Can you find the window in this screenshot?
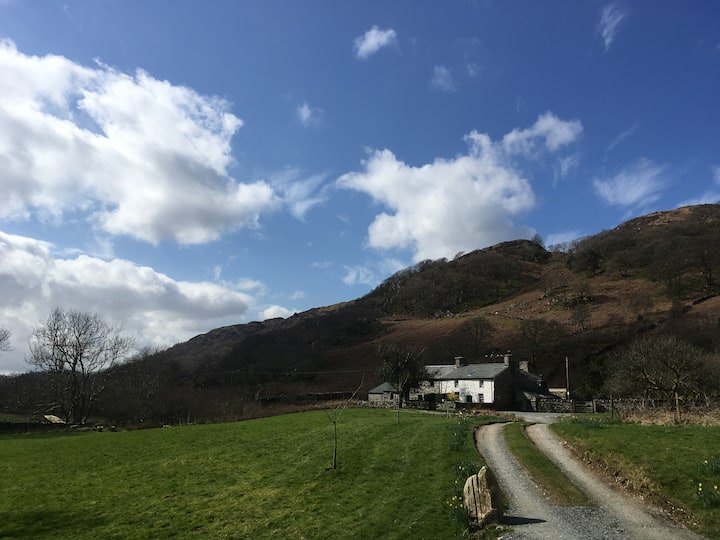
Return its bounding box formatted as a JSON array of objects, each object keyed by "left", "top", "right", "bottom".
[
  {"left": 478, "top": 394, "right": 484, "bottom": 403},
  {"left": 454, "top": 379, "right": 458, "bottom": 387}
]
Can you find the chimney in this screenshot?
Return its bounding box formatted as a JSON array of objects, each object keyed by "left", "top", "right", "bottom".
[
  {"left": 519, "top": 360, "right": 529, "bottom": 372},
  {"left": 454, "top": 356, "right": 465, "bottom": 368},
  {"left": 503, "top": 352, "right": 511, "bottom": 367}
]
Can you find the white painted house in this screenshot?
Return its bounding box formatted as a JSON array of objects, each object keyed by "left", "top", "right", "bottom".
[
  {"left": 414, "top": 354, "right": 549, "bottom": 409},
  {"left": 431, "top": 363, "right": 509, "bottom": 404},
  {"left": 371, "top": 354, "right": 552, "bottom": 410}
]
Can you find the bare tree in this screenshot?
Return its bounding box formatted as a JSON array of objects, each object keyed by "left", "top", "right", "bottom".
[
  {"left": 606, "top": 335, "right": 709, "bottom": 419},
  {"left": 460, "top": 316, "right": 492, "bottom": 357},
  {"left": 27, "top": 308, "right": 134, "bottom": 424},
  {"left": 325, "top": 377, "right": 363, "bottom": 470},
  {"left": 519, "top": 319, "right": 563, "bottom": 367},
  {"left": 0, "top": 327, "right": 10, "bottom": 353},
  {"left": 377, "top": 343, "right": 427, "bottom": 425},
  {"left": 570, "top": 304, "right": 591, "bottom": 332}
]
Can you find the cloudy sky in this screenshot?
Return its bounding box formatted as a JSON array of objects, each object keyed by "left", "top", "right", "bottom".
[{"left": 1, "top": 1, "right": 719, "bottom": 372}]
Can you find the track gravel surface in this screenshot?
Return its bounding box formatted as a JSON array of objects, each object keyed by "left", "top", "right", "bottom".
[{"left": 475, "top": 418, "right": 702, "bottom": 539}]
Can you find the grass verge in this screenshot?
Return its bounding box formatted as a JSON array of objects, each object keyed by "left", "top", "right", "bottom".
[
  {"left": 552, "top": 416, "right": 720, "bottom": 539},
  {"left": 0, "top": 409, "right": 497, "bottom": 539},
  {"left": 503, "top": 422, "right": 590, "bottom": 507}
]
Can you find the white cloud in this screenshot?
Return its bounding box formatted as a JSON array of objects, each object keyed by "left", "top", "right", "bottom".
[
  {"left": 354, "top": 26, "right": 397, "bottom": 59},
  {"left": 593, "top": 158, "right": 666, "bottom": 207},
  {"left": 681, "top": 167, "right": 720, "bottom": 207},
  {"left": 234, "top": 278, "right": 266, "bottom": 292},
  {"left": 556, "top": 153, "right": 581, "bottom": 180},
  {"left": 341, "top": 258, "right": 407, "bottom": 288},
  {"left": 675, "top": 166, "right": 720, "bottom": 206},
  {"left": 296, "top": 101, "right": 323, "bottom": 127},
  {"left": 270, "top": 168, "right": 330, "bottom": 220},
  {"left": 607, "top": 121, "right": 639, "bottom": 152},
  {"left": 260, "top": 305, "right": 296, "bottom": 320},
  {"left": 289, "top": 290, "right": 305, "bottom": 301},
  {"left": 0, "top": 231, "right": 256, "bottom": 373},
  {"left": 342, "top": 265, "right": 378, "bottom": 287},
  {"left": 0, "top": 39, "right": 279, "bottom": 245},
  {"left": 431, "top": 65, "right": 456, "bottom": 92},
  {"left": 502, "top": 112, "right": 583, "bottom": 156},
  {"left": 677, "top": 192, "right": 720, "bottom": 207},
  {"left": 546, "top": 230, "right": 583, "bottom": 249},
  {"left": 338, "top": 113, "right": 583, "bottom": 262},
  {"left": 598, "top": 3, "right": 627, "bottom": 52}
]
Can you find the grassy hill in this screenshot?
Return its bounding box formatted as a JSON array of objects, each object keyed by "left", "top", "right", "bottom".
[
  {"left": 0, "top": 409, "right": 493, "bottom": 539},
  {"left": 2, "top": 204, "right": 719, "bottom": 425},
  {"left": 153, "top": 205, "right": 720, "bottom": 407}
]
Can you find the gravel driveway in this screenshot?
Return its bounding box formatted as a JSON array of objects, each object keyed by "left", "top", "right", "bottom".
[{"left": 474, "top": 419, "right": 703, "bottom": 539}]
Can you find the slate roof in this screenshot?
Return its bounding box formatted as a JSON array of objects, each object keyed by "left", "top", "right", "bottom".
[
  {"left": 518, "top": 369, "right": 543, "bottom": 386},
  {"left": 368, "top": 382, "right": 399, "bottom": 394},
  {"left": 432, "top": 363, "right": 508, "bottom": 381},
  {"left": 424, "top": 365, "right": 457, "bottom": 379}
]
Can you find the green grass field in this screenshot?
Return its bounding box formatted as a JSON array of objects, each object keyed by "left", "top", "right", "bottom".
[
  {"left": 0, "top": 409, "right": 493, "bottom": 539},
  {"left": 552, "top": 417, "right": 720, "bottom": 539}
]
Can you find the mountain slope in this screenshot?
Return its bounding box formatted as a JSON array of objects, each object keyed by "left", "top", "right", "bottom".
[{"left": 164, "top": 204, "right": 720, "bottom": 400}]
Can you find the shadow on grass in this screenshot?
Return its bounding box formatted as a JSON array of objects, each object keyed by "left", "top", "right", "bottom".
[{"left": 0, "top": 510, "right": 107, "bottom": 538}]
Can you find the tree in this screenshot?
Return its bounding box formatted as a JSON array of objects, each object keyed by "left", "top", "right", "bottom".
[
  {"left": 97, "top": 347, "right": 166, "bottom": 423},
  {"left": 325, "top": 378, "right": 363, "bottom": 470},
  {"left": 376, "top": 344, "right": 427, "bottom": 424},
  {"left": 27, "top": 308, "right": 134, "bottom": 424},
  {"left": 0, "top": 327, "right": 10, "bottom": 353},
  {"left": 519, "top": 319, "right": 563, "bottom": 367},
  {"left": 570, "top": 304, "right": 591, "bottom": 332},
  {"left": 459, "top": 316, "right": 492, "bottom": 357},
  {"left": 530, "top": 233, "right": 545, "bottom": 249},
  {"left": 605, "top": 335, "right": 709, "bottom": 418}
]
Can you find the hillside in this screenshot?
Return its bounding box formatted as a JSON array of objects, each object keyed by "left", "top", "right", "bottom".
[
  {"left": 4, "top": 205, "right": 717, "bottom": 424},
  {"left": 159, "top": 204, "right": 720, "bottom": 403}
]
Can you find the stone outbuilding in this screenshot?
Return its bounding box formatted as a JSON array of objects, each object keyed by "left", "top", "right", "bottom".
[{"left": 367, "top": 382, "right": 400, "bottom": 405}]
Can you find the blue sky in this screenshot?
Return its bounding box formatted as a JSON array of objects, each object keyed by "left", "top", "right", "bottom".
[{"left": 1, "top": 1, "right": 719, "bottom": 372}]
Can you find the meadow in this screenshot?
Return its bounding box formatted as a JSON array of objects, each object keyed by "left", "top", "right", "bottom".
[
  {"left": 552, "top": 417, "right": 720, "bottom": 539},
  {"left": 0, "top": 409, "right": 493, "bottom": 539}
]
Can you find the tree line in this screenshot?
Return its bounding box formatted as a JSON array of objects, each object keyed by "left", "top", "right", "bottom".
[{"left": 2, "top": 299, "right": 719, "bottom": 426}]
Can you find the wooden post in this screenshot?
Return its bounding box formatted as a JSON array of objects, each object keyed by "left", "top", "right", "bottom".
[{"left": 565, "top": 356, "right": 570, "bottom": 401}]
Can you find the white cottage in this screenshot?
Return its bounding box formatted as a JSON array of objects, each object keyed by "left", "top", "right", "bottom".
[
  {"left": 416, "top": 354, "right": 548, "bottom": 409},
  {"left": 432, "top": 363, "right": 509, "bottom": 405}
]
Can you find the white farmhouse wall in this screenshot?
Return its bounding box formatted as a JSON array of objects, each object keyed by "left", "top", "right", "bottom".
[{"left": 437, "top": 379, "right": 495, "bottom": 404}]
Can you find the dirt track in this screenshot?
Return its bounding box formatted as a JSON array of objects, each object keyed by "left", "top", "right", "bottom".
[{"left": 474, "top": 419, "right": 702, "bottom": 539}]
